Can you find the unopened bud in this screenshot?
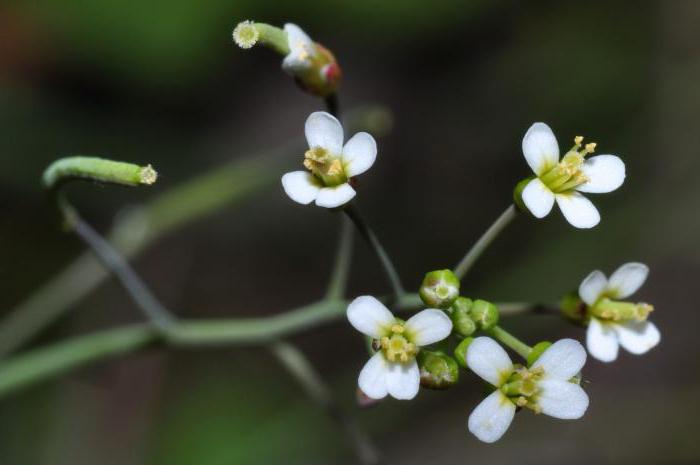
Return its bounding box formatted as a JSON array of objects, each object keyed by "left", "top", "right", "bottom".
[
  {"left": 450, "top": 297, "right": 476, "bottom": 337},
  {"left": 469, "top": 299, "right": 499, "bottom": 330},
  {"left": 418, "top": 351, "right": 459, "bottom": 390},
  {"left": 419, "top": 269, "right": 460, "bottom": 309}
]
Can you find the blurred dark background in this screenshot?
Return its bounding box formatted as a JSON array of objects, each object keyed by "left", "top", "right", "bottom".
[{"left": 1, "top": 0, "right": 699, "bottom": 463}]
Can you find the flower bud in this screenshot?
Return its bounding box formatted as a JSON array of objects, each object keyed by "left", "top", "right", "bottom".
[
  {"left": 469, "top": 299, "right": 499, "bottom": 330},
  {"left": 419, "top": 269, "right": 460, "bottom": 309},
  {"left": 418, "top": 351, "right": 459, "bottom": 390},
  {"left": 560, "top": 291, "right": 586, "bottom": 323},
  {"left": 526, "top": 341, "right": 552, "bottom": 367},
  {"left": 450, "top": 297, "right": 476, "bottom": 337},
  {"left": 453, "top": 337, "right": 474, "bottom": 369}
]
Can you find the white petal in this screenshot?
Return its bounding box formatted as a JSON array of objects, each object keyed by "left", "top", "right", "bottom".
[
  {"left": 614, "top": 320, "right": 660, "bottom": 355},
  {"left": 522, "top": 122, "right": 560, "bottom": 176},
  {"left": 315, "top": 184, "right": 356, "bottom": 208},
  {"left": 281, "top": 23, "right": 315, "bottom": 71},
  {"left": 281, "top": 171, "right": 320, "bottom": 205},
  {"left": 405, "top": 309, "right": 452, "bottom": 346},
  {"left": 532, "top": 338, "right": 587, "bottom": 380},
  {"left": 468, "top": 390, "right": 516, "bottom": 443},
  {"left": 386, "top": 360, "right": 420, "bottom": 400},
  {"left": 466, "top": 337, "right": 513, "bottom": 387},
  {"left": 305, "top": 111, "right": 344, "bottom": 155},
  {"left": 577, "top": 155, "right": 626, "bottom": 193},
  {"left": 607, "top": 262, "right": 649, "bottom": 299},
  {"left": 536, "top": 379, "right": 589, "bottom": 419},
  {"left": 347, "top": 296, "right": 395, "bottom": 338},
  {"left": 555, "top": 192, "right": 600, "bottom": 229},
  {"left": 586, "top": 318, "right": 620, "bottom": 362},
  {"left": 342, "top": 132, "right": 377, "bottom": 177},
  {"left": 358, "top": 352, "right": 389, "bottom": 400},
  {"left": 578, "top": 270, "right": 608, "bottom": 306},
  {"left": 521, "top": 178, "right": 555, "bottom": 218}
]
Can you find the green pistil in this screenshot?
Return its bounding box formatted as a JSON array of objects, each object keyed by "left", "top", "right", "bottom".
[
  {"left": 539, "top": 138, "right": 596, "bottom": 193},
  {"left": 500, "top": 365, "right": 544, "bottom": 413},
  {"left": 590, "top": 297, "right": 654, "bottom": 322}
]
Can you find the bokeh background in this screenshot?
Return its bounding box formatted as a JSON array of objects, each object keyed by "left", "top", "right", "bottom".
[{"left": 1, "top": 0, "right": 699, "bottom": 463}]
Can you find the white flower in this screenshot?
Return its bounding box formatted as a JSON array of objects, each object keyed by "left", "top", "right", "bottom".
[
  {"left": 346, "top": 296, "right": 452, "bottom": 400},
  {"left": 579, "top": 262, "right": 660, "bottom": 362},
  {"left": 282, "top": 112, "right": 377, "bottom": 208},
  {"left": 520, "top": 122, "right": 625, "bottom": 228},
  {"left": 466, "top": 337, "right": 589, "bottom": 443}
]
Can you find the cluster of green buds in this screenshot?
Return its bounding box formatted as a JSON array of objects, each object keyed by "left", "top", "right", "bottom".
[{"left": 233, "top": 21, "right": 341, "bottom": 97}]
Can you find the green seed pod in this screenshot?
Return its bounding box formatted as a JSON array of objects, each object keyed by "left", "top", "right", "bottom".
[
  {"left": 469, "top": 299, "right": 499, "bottom": 330},
  {"left": 418, "top": 351, "right": 459, "bottom": 390},
  {"left": 526, "top": 341, "right": 552, "bottom": 367},
  {"left": 513, "top": 176, "right": 534, "bottom": 213},
  {"left": 419, "top": 269, "right": 460, "bottom": 309},
  {"left": 453, "top": 337, "right": 475, "bottom": 369},
  {"left": 450, "top": 297, "right": 476, "bottom": 337}
]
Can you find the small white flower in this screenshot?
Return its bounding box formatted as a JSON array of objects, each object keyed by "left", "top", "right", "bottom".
[
  {"left": 520, "top": 123, "right": 625, "bottom": 228},
  {"left": 281, "top": 23, "right": 316, "bottom": 73},
  {"left": 466, "top": 337, "right": 589, "bottom": 443},
  {"left": 579, "top": 262, "right": 660, "bottom": 362},
  {"left": 346, "top": 296, "right": 452, "bottom": 400},
  {"left": 282, "top": 111, "right": 377, "bottom": 208}
]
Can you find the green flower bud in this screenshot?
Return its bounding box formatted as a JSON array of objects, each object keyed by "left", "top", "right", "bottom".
[
  {"left": 513, "top": 176, "right": 534, "bottom": 213},
  {"left": 418, "top": 351, "right": 459, "bottom": 390},
  {"left": 419, "top": 269, "right": 460, "bottom": 309},
  {"left": 469, "top": 299, "right": 499, "bottom": 330},
  {"left": 453, "top": 337, "right": 475, "bottom": 369},
  {"left": 450, "top": 297, "right": 476, "bottom": 337},
  {"left": 526, "top": 341, "right": 552, "bottom": 367},
  {"left": 560, "top": 291, "right": 586, "bottom": 323}
]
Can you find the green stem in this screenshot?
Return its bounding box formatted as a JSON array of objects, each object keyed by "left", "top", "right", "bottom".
[
  {"left": 488, "top": 325, "right": 532, "bottom": 360},
  {"left": 453, "top": 204, "right": 518, "bottom": 280},
  {"left": 270, "top": 342, "right": 382, "bottom": 465},
  {"left": 343, "top": 204, "right": 404, "bottom": 301},
  {"left": 0, "top": 107, "right": 389, "bottom": 359},
  {"left": 325, "top": 216, "right": 354, "bottom": 300},
  {"left": 0, "top": 298, "right": 535, "bottom": 399},
  {"left": 43, "top": 156, "right": 157, "bottom": 189},
  {"left": 58, "top": 197, "right": 176, "bottom": 331}
]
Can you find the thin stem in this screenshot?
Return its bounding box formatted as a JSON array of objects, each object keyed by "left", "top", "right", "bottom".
[
  {"left": 453, "top": 204, "right": 518, "bottom": 280},
  {"left": 325, "top": 93, "right": 340, "bottom": 117},
  {"left": 343, "top": 204, "right": 404, "bottom": 301},
  {"left": 0, "top": 106, "right": 389, "bottom": 358},
  {"left": 488, "top": 325, "right": 532, "bottom": 360},
  {"left": 0, "top": 297, "right": 530, "bottom": 398},
  {"left": 58, "top": 197, "right": 175, "bottom": 331},
  {"left": 270, "top": 342, "right": 382, "bottom": 465},
  {"left": 326, "top": 216, "right": 354, "bottom": 300}
]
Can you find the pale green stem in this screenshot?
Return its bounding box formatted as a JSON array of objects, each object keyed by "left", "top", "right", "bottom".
[
  {"left": 0, "top": 299, "right": 535, "bottom": 398},
  {"left": 252, "top": 22, "right": 290, "bottom": 55},
  {"left": 325, "top": 216, "right": 354, "bottom": 300},
  {"left": 0, "top": 107, "right": 388, "bottom": 358},
  {"left": 270, "top": 342, "right": 382, "bottom": 465},
  {"left": 453, "top": 204, "right": 518, "bottom": 280},
  {"left": 343, "top": 204, "right": 405, "bottom": 301},
  {"left": 488, "top": 325, "right": 532, "bottom": 360},
  {"left": 57, "top": 197, "right": 176, "bottom": 331}
]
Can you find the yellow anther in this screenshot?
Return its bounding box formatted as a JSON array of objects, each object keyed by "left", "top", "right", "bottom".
[
  {"left": 380, "top": 336, "right": 390, "bottom": 349},
  {"left": 400, "top": 353, "right": 408, "bottom": 363},
  {"left": 391, "top": 324, "right": 405, "bottom": 334},
  {"left": 516, "top": 396, "right": 528, "bottom": 407},
  {"left": 574, "top": 136, "right": 584, "bottom": 146},
  {"left": 584, "top": 142, "right": 597, "bottom": 153},
  {"left": 636, "top": 303, "right": 654, "bottom": 320}
]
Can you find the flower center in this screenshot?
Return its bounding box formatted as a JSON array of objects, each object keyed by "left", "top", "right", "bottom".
[
  {"left": 500, "top": 365, "right": 545, "bottom": 413},
  {"left": 379, "top": 323, "right": 418, "bottom": 363},
  {"left": 303, "top": 147, "right": 347, "bottom": 186},
  {"left": 590, "top": 297, "right": 654, "bottom": 322},
  {"left": 539, "top": 136, "right": 596, "bottom": 193}
]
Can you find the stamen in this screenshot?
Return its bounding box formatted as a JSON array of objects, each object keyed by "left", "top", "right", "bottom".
[
  {"left": 584, "top": 142, "right": 597, "bottom": 154},
  {"left": 574, "top": 135, "right": 584, "bottom": 146}
]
